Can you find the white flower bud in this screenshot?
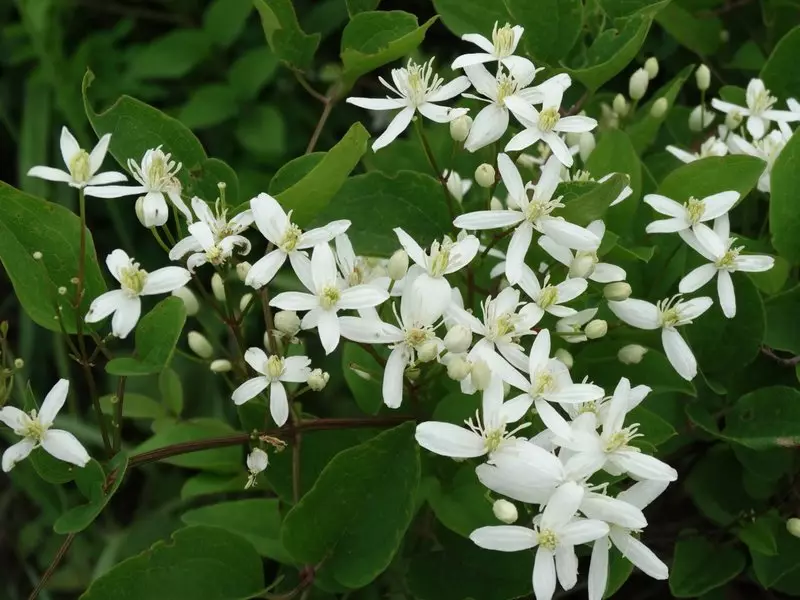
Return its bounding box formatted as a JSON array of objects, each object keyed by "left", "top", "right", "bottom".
[
  {"left": 578, "top": 132, "right": 596, "bottom": 163},
  {"left": 585, "top": 319, "right": 608, "bottom": 340},
  {"left": 245, "top": 447, "right": 269, "bottom": 489},
  {"left": 604, "top": 281, "right": 632, "bottom": 301},
  {"left": 569, "top": 254, "right": 596, "bottom": 279},
  {"left": 629, "top": 68, "right": 649, "bottom": 101},
  {"left": 134, "top": 196, "right": 148, "bottom": 227},
  {"left": 725, "top": 110, "right": 744, "bottom": 130},
  {"left": 475, "top": 163, "right": 496, "bottom": 188},
  {"left": 417, "top": 340, "right": 440, "bottom": 363},
  {"left": 239, "top": 293, "right": 253, "bottom": 312},
  {"left": 58, "top": 286, "right": 67, "bottom": 295},
  {"left": 188, "top": 331, "right": 213, "bottom": 358},
  {"left": 618, "top": 344, "right": 648, "bottom": 365},
  {"left": 689, "top": 105, "right": 714, "bottom": 132},
  {"left": 695, "top": 65, "right": 711, "bottom": 91},
  {"left": 471, "top": 359, "right": 491, "bottom": 391},
  {"left": 493, "top": 499, "right": 518, "bottom": 524},
  {"left": 644, "top": 57, "right": 659, "bottom": 79},
  {"left": 444, "top": 325, "right": 472, "bottom": 354},
  {"left": 446, "top": 355, "right": 472, "bottom": 381},
  {"left": 172, "top": 286, "right": 200, "bottom": 316},
  {"left": 450, "top": 114, "right": 473, "bottom": 142},
  {"left": 13, "top": 358, "right": 24, "bottom": 369},
  {"left": 211, "top": 273, "right": 226, "bottom": 302},
  {"left": 210, "top": 358, "right": 232, "bottom": 373},
  {"left": 612, "top": 93, "right": 629, "bottom": 117},
  {"left": 787, "top": 518, "right": 800, "bottom": 538},
  {"left": 554, "top": 348, "right": 573, "bottom": 370},
  {"left": 650, "top": 98, "right": 668, "bottom": 118},
  {"left": 307, "top": 368, "right": 330, "bottom": 391},
  {"left": 274, "top": 310, "right": 301, "bottom": 336},
  {"left": 236, "top": 261, "right": 251, "bottom": 282},
  {"left": 388, "top": 249, "right": 409, "bottom": 280},
  {"left": 32, "top": 251, "right": 43, "bottom": 260},
  {"left": 490, "top": 196, "right": 503, "bottom": 211}
]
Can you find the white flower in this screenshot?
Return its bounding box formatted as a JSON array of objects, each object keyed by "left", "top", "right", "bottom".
[
  {"left": 443, "top": 170, "right": 473, "bottom": 203},
  {"left": 245, "top": 448, "right": 269, "bottom": 489},
  {"left": 679, "top": 216, "right": 774, "bottom": 318},
  {"left": 470, "top": 482, "right": 609, "bottom": 600},
  {"left": 666, "top": 136, "right": 728, "bottom": 164},
  {"left": 0, "top": 379, "right": 90, "bottom": 472},
  {"left": 556, "top": 308, "right": 599, "bottom": 344},
  {"left": 643, "top": 190, "right": 739, "bottom": 235},
  {"left": 269, "top": 243, "right": 389, "bottom": 354},
  {"left": 86, "top": 249, "right": 191, "bottom": 339},
  {"left": 728, "top": 125, "right": 792, "bottom": 193},
  {"left": 454, "top": 154, "right": 599, "bottom": 284},
  {"left": 231, "top": 347, "right": 311, "bottom": 426},
  {"left": 608, "top": 295, "right": 711, "bottom": 380},
  {"left": 245, "top": 193, "right": 350, "bottom": 289},
  {"left": 538, "top": 221, "right": 626, "bottom": 284},
  {"left": 451, "top": 22, "right": 534, "bottom": 75},
  {"left": 346, "top": 58, "right": 470, "bottom": 151},
  {"left": 334, "top": 234, "right": 391, "bottom": 291},
  {"left": 85, "top": 146, "right": 192, "bottom": 227},
  {"left": 711, "top": 78, "right": 800, "bottom": 139},
  {"left": 28, "top": 127, "right": 126, "bottom": 190},
  {"left": 518, "top": 272, "right": 588, "bottom": 326}
]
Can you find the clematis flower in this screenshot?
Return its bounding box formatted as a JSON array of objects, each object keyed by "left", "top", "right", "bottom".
[
  {"left": 245, "top": 448, "right": 269, "bottom": 489},
  {"left": 346, "top": 58, "right": 470, "bottom": 151},
  {"left": 643, "top": 190, "right": 739, "bottom": 236},
  {"left": 727, "top": 125, "right": 792, "bottom": 193},
  {"left": 86, "top": 249, "right": 191, "bottom": 339},
  {"left": 539, "top": 221, "right": 626, "bottom": 283},
  {"left": 451, "top": 22, "right": 534, "bottom": 76},
  {"left": 85, "top": 146, "right": 192, "bottom": 227},
  {"left": 231, "top": 347, "right": 311, "bottom": 426},
  {"left": 666, "top": 136, "right": 728, "bottom": 164},
  {"left": 334, "top": 234, "right": 391, "bottom": 291},
  {"left": 518, "top": 272, "right": 589, "bottom": 326},
  {"left": 711, "top": 78, "right": 800, "bottom": 139},
  {"left": 0, "top": 379, "right": 90, "bottom": 472},
  {"left": 28, "top": 127, "right": 127, "bottom": 190},
  {"left": 443, "top": 169, "right": 473, "bottom": 203}
]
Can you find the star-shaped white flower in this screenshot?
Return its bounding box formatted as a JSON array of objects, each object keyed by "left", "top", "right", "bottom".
[
  {"left": 666, "top": 136, "right": 728, "bottom": 164},
  {"left": 643, "top": 190, "right": 739, "bottom": 235},
  {"left": 518, "top": 271, "right": 588, "bottom": 326},
  {"left": 539, "top": 221, "right": 626, "bottom": 283},
  {"left": 443, "top": 169, "right": 473, "bottom": 204},
  {"left": 711, "top": 78, "right": 800, "bottom": 139},
  {"left": 451, "top": 22, "right": 534, "bottom": 75},
  {"left": 728, "top": 125, "right": 792, "bottom": 193}
]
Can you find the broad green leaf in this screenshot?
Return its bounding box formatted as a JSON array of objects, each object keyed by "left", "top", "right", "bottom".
[
  {"left": 181, "top": 472, "right": 247, "bottom": 500},
  {"left": 254, "top": 0, "right": 321, "bottom": 71},
  {"left": 749, "top": 253, "right": 790, "bottom": 294},
  {"left": 669, "top": 536, "right": 746, "bottom": 597},
  {"left": 0, "top": 182, "right": 105, "bottom": 333},
  {"left": 159, "top": 367, "right": 184, "bottom": 416},
  {"left": 342, "top": 342, "right": 384, "bottom": 415},
  {"left": 597, "top": 0, "right": 671, "bottom": 18},
  {"left": 738, "top": 514, "right": 780, "bottom": 556},
  {"left": 655, "top": 3, "right": 722, "bottom": 57},
  {"left": 275, "top": 122, "right": 370, "bottom": 226},
  {"left": 503, "top": 0, "right": 582, "bottom": 64},
  {"left": 347, "top": 0, "right": 381, "bottom": 16},
  {"left": 560, "top": 173, "right": 628, "bottom": 226},
  {"left": 686, "top": 446, "right": 755, "bottom": 526},
  {"left": 565, "top": 15, "right": 652, "bottom": 92},
  {"left": 54, "top": 453, "right": 128, "bottom": 534},
  {"left": 227, "top": 47, "right": 279, "bottom": 101},
  {"left": 235, "top": 104, "right": 286, "bottom": 157},
  {"left": 432, "top": 0, "right": 513, "bottom": 38},
  {"left": 339, "top": 11, "right": 436, "bottom": 91},
  {"left": 724, "top": 386, "right": 800, "bottom": 449},
  {"left": 432, "top": 391, "right": 481, "bottom": 424},
  {"left": 313, "top": 170, "right": 451, "bottom": 256},
  {"left": 182, "top": 499, "right": 294, "bottom": 563},
  {"left": 30, "top": 447, "right": 82, "bottom": 484},
  {"left": 203, "top": 0, "right": 252, "bottom": 48},
  {"left": 268, "top": 153, "right": 325, "bottom": 195},
  {"left": 769, "top": 129, "right": 800, "bottom": 262},
  {"left": 752, "top": 521, "right": 800, "bottom": 587},
  {"left": 761, "top": 25, "right": 800, "bottom": 99},
  {"left": 764, "top": 284, "right": 800, "bottom": 353},
  {"left": 426, "top": 466, "right": 494, "bottom": 537},
  {"left": 106, "top": 297, "right": 187, "bottom": 376},
  {"left": 604, "top": 547, "right": 636, "bottom": 598},
  {"left": 100, "top": 393, "right": 166, "bottom": 420},
  {"left": 629, "top": 405, "right": 676, "bottom": 446},
  {"left": 728, "top": 40, "right": 767, "bottom": 71},
  {"left": 128, "top": 30, "right": 212, "bottom": 80},
  {"left": 80, "top": 526, "right": 265, "bottom": 600},
  {"left": 657, "top": 155, "right": 766, "bottom": 202},
  {"left": 281, "top": 423, "right": 420, "bottom": 588},
  {"left": 179, "top": 84, "right": 240, "bottom": 130}
]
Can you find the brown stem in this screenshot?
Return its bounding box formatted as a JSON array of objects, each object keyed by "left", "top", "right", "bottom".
[
  {"left": 307, "top": 99, "right": 334, "bottom": 154},
  {"left": 761, "top": 346, "right": 800, "bottom": 367},
  {"left": 28, "top": 533, "right": 76, "bottom": 600}
]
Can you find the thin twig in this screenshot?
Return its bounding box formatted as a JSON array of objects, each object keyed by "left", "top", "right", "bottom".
[
  {"left": 28, "top": 533, "right": 75, "bottom": 600},
  {"left": 761, "top": 346, "right": 800, "bottom": 367},
  {"left": 307, "top": 99, "right": 334, "bottom": 154},
  {"left": 293, "top": 71, "right": 327, "bottom": 103}
]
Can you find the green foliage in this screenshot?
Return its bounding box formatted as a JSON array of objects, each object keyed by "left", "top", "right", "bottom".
[
  {"left": 655, "top": 3, "right": 723, "bottom": 57},
  {"left": 657, "top": 155, "right": 766, "bottom": 201},
  {"left": 504, "top": 0, "right": 582, "bottom": 64},
  {"left": 769, "top": 123, "right": 800, "bottom": 262},
  {"left": 761, "top": 25, "right": 800, "bottom": 99},
  {"left": 561, "top": 173, "right": 628, "bottom": 226},
  {"left": 669, "top": 536, "right": 746, "bottom": 597},
  {"left": 724, "top": 386, "right": 800, "bottom": 449},
  {"left": 133, "top": 419, "right": 242, "bottom": 473},
  {"left": 254, "top": 0, "right": 320, "bottom": 72}
]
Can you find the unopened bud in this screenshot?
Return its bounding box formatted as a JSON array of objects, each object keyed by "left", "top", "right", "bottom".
[
  {"left": 787, "top": 518, "right": 800, "bottom": 538},
  {"left": 490, "top": 197, "right": 503, "bottom": 211},
  {"left": 134, "top": 197, "right": 147, "bottom": 227},
  {"left": 236, "top": 261, "right": 251, "bottom": 282},
  {"left": 493, "top": 499, "right": 518, "bottom": 524},
  {"left": 689, "top": 105, "right": 714, "bottom": 132},
  {"left": 644, "top": 57, "right": 659, "bottom": 80},
  {"left": 475, "top": 163, "right": 496, "bottom": 188},
  {"left": 585, "top": 319, "right": 608, "bottom": 340},
  {"left": 578, "top": 132, "right": 596, "bottom": 163},
  {"left": 188, "top": 331, "right": 213, "bottom": 358},
  {"left": 388, "top": 249, "right": 409, "bottom": 280},
  {"left": 275, "top": 310, "right": 300, "bottom": 336},
  {"left": 307, "top": 368, "right": 330, "bottom": 391},
  {"left": 569, "top": 254, "right": 596, "bottom": 279},
  {"left": 604, "top": 282, "right": 632, "bottom": 301},
  {"left": 629, "top": 68, "right": 649, "bottom": 101},
  {"left": 471, "top": 359, "right": 491, "bottom": 391},
  {"left": 618, "top": 344, "right": 648, "bottom": 365},
  {"left": 13, "top": 358, "right": 24, "bottom": 369},
  {"left": 447, "top": 355, "right": 472, "bottom": 381},
  {"left": 210, "top": 358, "right": 232, "bottom": 373},
  {"left": 696, "top": 65, "right": 711, "bottom": 91},
  {"left": 725, "top": 111, "right": 743, "bottom": 130},
  {"left": 417, "top": 340, "right": 440, "bottom": 363},
  {"left": 239, "top": 293, "right": 253, "bottom": 312},
  {"left": 650, "top": 97, "right": 668, "bottom": 118},
  {"left": 554, "top": 348, "right": 573, "bottom": 369},
  {"left": 58, "top": 286, "right": 67, "bottom": 295},
  {"left": 172, "top": 286, "right": 199, "bottom": 316},
  {"left": 444, "top": 325, "right": 472, "bottom": 354},
  {"left": 450, "top": 114, "right": 473, "bottom": 142},
  {"left": 211, "top": 273, "right": 226, "bottom": 302},
  {"left": 32, "top": 251, "right": 43, "bottom": 260},
  {"left": 564, "top": 131, "right": 583, "bottom": 148},
  {"left": 612, "top": 93, "right": 629, "bottom": 117}
]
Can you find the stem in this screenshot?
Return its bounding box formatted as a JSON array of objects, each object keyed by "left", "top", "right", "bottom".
[
  {"left": 75, "top": 190, "right": 88, "bottom": 309},
  {"left": 28, "top": 533, "right": 76, "bottom": 600},
  {"left": 150, "top": 227, "right": 172, "bottom": 254},
  {"left": 307, "top": 98, "right": 334, "bottom": 154},
  {"left": 293, "top": 71, "right": 327, "bottom": 103},
  {"left": 290, "top": 408, "right": 302, "bottom": 503},
  {"left": 479, "top": 228, "right": 513, "bottom": 261},
  {"left": 415, "top": 119, "right": 456, "bottom": 220}
]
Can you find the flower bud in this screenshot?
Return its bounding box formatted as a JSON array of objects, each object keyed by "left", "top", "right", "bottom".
[
  {"left": 307, "top": 368, "right": 330, "bottom": 391},
  {"left": 725, "top": 111, "right": 743, "bottom": 130},
  {"left": 236, "top": 261, "right": 251, "bottom": 282},
  {"left": 578, "top": 132, "right": 596, "bottom": 163},
  {"left": 569, "top": 253, "right": 596, "bottom": 279},
  {"left": 618, "top": 344, "right": 648, "bottom": 365},
  {"left": 787, "top": 518, "right": 800, "bottom": 538},
  {"left": 471, "top": 359, "right": 491, "bottom": 391},
  {"left": 644, "top": 57, "right": 659, "bottom": 79},
  {"left": 13, "top": 358, "right": 24, "bottom": 369},
  {"left": 629, "top": 68, "right": 649, "bottom": 101},
  {"left": 210, "top": 358, "right": 232, "bottom": 373},
  {"left": 695, "top": 64, "right": 711, "bottom": 91},
  {"left": 245, "top": 447, "right": 269, "bottom": 489},
  {"left": 58, "top": 286, "right": 67, "bottom": 295},
  {"left": 239, "top": 293, "right": 253, "bottom": 312},
  {"left": 650, "top": 97, "right": 668, "bottom": 118},
  {"left": 585, "top": 319, "right": 608, "bottom": 340},
  {"left": 444, "top": 325, "right": 472, "bottom": 354},
  {"left": 417, "top": 340, "right": 440, "bottom": 363},
  {"left": 564, "top": 131, "right": 582, "bottom": 148},
  {"left": 134, "top": 196, "right": 148, "bottom": 227},
  {"left": 493, "top": 499, "right": 518, "bottom": 524},
  {"left": 689, "top": 105, "right": 714, "bottom": 132},
  {"left": 388, "top": 249, "right": 409, "bottom": 280},
  {"left": 450, "top": 114, "right": 473, "bottom": 142},
  {"left": 554, "top": 348, "right": 573, "bottom": 370},
  {"left": 211, "top": 273, "right": 226, "bottom": 302},
  {"left": 172, "top": 286, "right": 200, "bottom": 316},
  {"left": 188, "top": 331, "right": 213, "bottom": 358},
  {"left": 490, "top": 197, "right": 504, "bottom": 211},
  {"left": 275, "top": 310, "right": 301, "bottom": 336},
  {"left": 604, "top": 281, "right": 632, "bottom": 301},
  {"left": 612, "top": 93, "right": 629, "bottom": 117},
  {"left": 475, "top": 163, "right": 496, "bottom": 188},
  {"left": 32, "top": 251, "right": 43, "bottom": 260},
  {"left": 446, "top": 355, "right": 472, "bottom": 381}
]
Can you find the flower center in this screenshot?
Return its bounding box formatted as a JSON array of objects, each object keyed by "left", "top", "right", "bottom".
[
  {"left": 119, "top": 263, "right": 148, "bottom": 296},
  {"left": 538, "top": 108, "right": 560, "bottom": 133},
  {"left": 531, "top": 370, "right": 556, "bottom": 396},
  {"left": 603, "top": 424, "right": 641, "bottom": 453},
  {"left": 577, "top": 401, "right": 598, "bottom": 415},
  {"left": 657, "top": 295, "right": 687, "bottom": 328},
  {"left": 399, "top": 59, "right": 442, "bottom": 107},
  {"left": 429, "top": 241, "right": 451, "bottom": 277},
  {"left": 265, "top": 355, "right": 284, "bottom": 380},
  {"left": 525, "top": 197, "right": 563, "bottom": 223},
  {"left": 685, "top": 197, "right": 705, "bottom": 225},
  {"left": 320, "top": 285, "right": 341, "bottom": 310},
  {"left": 715, "top": 245, "right": 742, "bottom": 270},
  {"left": 484, "top": 427, "right": 505, "bottom": 453},
  {"left": 69, "top": 149, "right": 92, "bottom": 184},
  {"left": 538, "top": 285, "right": 559, "bottom": 309},
  {"left": 537, "top": 528, "right": 558, "bottom": 551},
  {"left": 492, "top": 23, "right": 515, "bottom": 57},
  {"left": 489, "top": 313, "right": 516, "bottom": 340},
  {"left": 206, "top": 245, "right": 224, "bottom": 263},
  {"left": 279, "top": 223, "right": 302, "bottom": 252},
  {"left": 496, "top": 73, "right": 519, "bottom": 105},
  {"left": 21, "top": 410, "right": 46, "bottom": 442},
  {"left": 405, "top": 327, "right": 432, "bottom": 348},
  {"left": 751, "top": 87, "right": 777, "bottom": 114}
]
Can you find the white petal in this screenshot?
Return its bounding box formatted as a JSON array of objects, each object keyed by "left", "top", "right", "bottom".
[
  {"left": 288, "top": 251, "right": 315, "bottom": 292},
  {"left": 679, "top": 264, "right": 717, "bottom": 294},
  {"left": 2, "top": 438, "right": 36, "bottom": 472},
  {"left": 60, "top": 127, "right": 80, "bottom": 166},
  {"left": 105, "top": 249, "right": 131, "bottom": 282},
  {"left": 141, "top": 266, "right": 191, "bottom": 295},
  {"left": 86, "top": 172, "right": 127, "bottom": 186},
  {"left": 451, "top": 52, "right": 496, "bottom": 70},
  {"left": 169, "top": 235, "right": 203, "bottom": 261},
  {"left": 88, "top": 134, "right": 112, "bottom": 174},
  {"left": 339, "top": 317, "right": 402, "bottom": 344},
  {"left": 538, "top": 236, "right": 573, "bottom": 267},
  {"left": 590, "top": 262, "right": 626, "bottom": 283},
  {"left": 661, "top": 328, "right": 697, "bottom": 381},
  {"left": 418, "top": 102, "right": 454, "bottom": 123},
  {"left": 541, "top": 481, "right": 584, "bottom": 529},
  {"left": 281, "top": 356, "right": 312, "bottom": 383},
  {"left": 643, "top": 194, "right": 685, "bottom": 218},
  {"left": 678, "top": 296, "right": 713, "bottom": 321},
  {"left": 345, "top": 96, "right": 406, "bottom": 111},
  {"left": 85, "top": 289, "right": 126, "bottom": 323},
  {"left": 426, "top": 75, "right": 471, "bottom": 102},
  {"left": 460, "top": 33, "right": 494, "bottom": 54},
  {"left": 310, "top": 242, "right": 337, "bottom": 292},
  {"left": 41, "top": 429, "right": 90, "bottom": 467},
  {"left": 701, "top": 191, "right": 739, "bottom": 221},
  {"left": 317, "top": 310, "right": 341, "bottom": 354},
  {"left": 497, "top": 153, "right": 525, "bottom": 200},
  {"left": 26, "top": 166, "right": 73, "bottom": 183},
  {"left": 556, "top": 278, "right": 588, "bottom": 303},
  {"left": 555, "top": 115, "right": 597, "bottom": 133},
  {"left": 470, "top": 525, "right": 539, "bottom": 551},
  {"left": 454, "top": 210, "right": 524, "bottom": 230},
  {"left": 372, "top": 106, "right": 415, "bottom": 151},
  {"left": 270, "top": 291, "right": 318, "bottom": 311},
  {"left": 580, "top": 493, "right": 647, "bottom": 529},
  {"left": 111, "top": 296, "right": 141, "bottom": 339},
  {"left": 339, "top": 285, "right": 390, "bottom": 310},
  {"left": 39, "top": 379, "right": 69, "bottom": 426},
  {"left": 142, "top": 190, "right": 170, "bottom": 227},
  {"left": 533, "top": 547, "right": 557, "bottom": 600},
  {"left": 411, "top": 274, "right": 452, "bottom": 323},
  {"left": 382, "top": 346, "right": 408, "bottom": 409},
  {"left": 543, "top": 132, "right": 574, "bottom": 167},
  {"left": 609, "top": 530, "right": 668, "bottom": 580},
  {"left": 609, "top": 299, "right": 660, "bottom": 330},
  {"left": 269, "top": 381, "right": 289, "bottom": 426},
  {"left": 0, "top": 407, "right": 27, "bottom": 433},
  {"left": 476, "top": 461, "right": 558, "bottom": 504},
  {"left": 612, "top": 449, "right": 678, "bottom": 481},
  {"left": 251, "top": 193, "right": 288, "bottom": 245},
  {"left": 414, "top": 421, "right": 486, "bottom": 457},
  {"left": 465, "top": 104, "right": 508, "bottom": 152},
  {"left": 246, "top": 249, "right": 287, "bottom": 289},
  {"left": 187, "top": 221, "right": 215, "bottom": 251},
  {"left": 232, "top": 376, "right": 269, "bottom": 405},
  {"left": 393, "top": 227, "right": 427, "bottom": 268},
  {"left": 444, "top": 235, "right": 480, "bottom": 273},
  {"left": 617, "top": 480, "right": 670, "bottom": 510},
  {"left": 555, "top": 545, "right": 579, "bottom": 590},
  {"left": 717, "top": 270, "right": 736, "bottom": 318},
  {"left": 538, "top": 218, "right": 599, "bottom": 251},
  {"left": 463, "top": 62, "right": 497, "bottom": 98},
  {"left": 84, "top": 183, "right": 146, "bottom": 198},
  {"left": 549, "top": 383, "right": 604, "bottom": 405},
  {"left": 588, "top": 538, "right": 610, "bottom": 600},
  {"left": 244, "top": 347, "right": 268, "bottom": 374},
  {"left": 528, "top": 329, "right": 551, "bottom": 374},
  {"left": 506, "top": 223, "right": 533, "bottom": 285},
  {"left": 736, "top": 254, "right": 774, "bottom": 272},
  {"left": 747, "top": 115, "right": 766, "bottom": 139},
  {"left": 646, "top": 217, "right": 688, "bottom": 234},
  {"left": 559, "top": 520, "right": 610, "bottom": 546}
]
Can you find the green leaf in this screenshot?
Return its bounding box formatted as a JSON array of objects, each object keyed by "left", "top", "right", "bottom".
[
  {"left": 764, "top": 284, "right": 800, "bottom": 353},
  {"left": 0, "top": 182, "right": 105, "bottom": 334},
  {"left": 182, "top": 499, "right": 294, "bottom": 564},
  {"left": 761, "top": 25, "right": 800, "bottom": 99},
  {"left": 432, "top": 0, "right": 513, "bottom": 38},
  {"left": 669, "top": 536, "right": 746, "bottom": 597},
  {"left": 235, "top": 105, "right": 285, "bottom": 158},
  {"left": 54, "top": 453, "right": 128, "bottom": 534},
  {"left": 159, "top": 367, "right": 184, "bottom": 416},
  {"left": 503, "top": 0, "right": 582, "bottom": 64},
  {"left": 426, "top": 466, "right": 494, "bottom": 537},
  {"left": 181, "top": 472, "right": 247, "bottom": 500},
  {"left": 254, "top": 0, "right": 321, "bottom": 71},
  {"left": 29, "top": 447, "right": 82, "bottom": 484},
  {"left": 339, "top": 11, "right": 437, "bottom": 90},
  {"left": 79, "top": 526, "right": 265, "bottom": 600},
  {"left": 769, "top": 129, "right": 800, "bottom": 262},
  {"left": 314, "top": 170, "right": 451, "bottom": 256},
  {"left": 605, "top": 547, "right": 635, "bottom": 598},
  {"left": 597, "top": 0, "right": 671, "bottom": 19},
  {"left": 748, "top": 253, "right": 789, "bottom": 294},
  {"left": 106, "top": 297, "right": 187, "bottom": 376},
  {"left": 657, "top": 155, "right": 766, "bottom": 202},
  {"left": 629, "top": 405, "right": 676, "bottom": 446},
  {"left": 227, "top": 47, "right": 279, "bottom": 102},
  {"left": 100, "top": 393, "right": 166, "bottom": 420},
  {"left": 268, "top": 153, "right": 324, "bottom": 195},
  {"left": 655, "top": 3, "right": 722, "bottom": 57},
  {"left": 128, "top": 30, "right": 212, "bottom": 79},
  {"left": 342, "top": 342, "right": 384, "bottom": 415},
  {"left": 565, "top": 15, "right": 652, "bottom": 92},
  {"left": 281, "top": 423, "right": 420, "bottom": 588},
  {"left": 686, "top": 446, "right": 754, "bottom": 526},
  {"left": 724, "top": 386, "right": 800, "bottom": 449},
  {"left": 346, "top": 0, "right": 381, "bottom": 16},
  {"left": 738, "top": 515, "right": 780, "bottom": 556},
  {"left": 727, "top": 40, "right": 767, "bottom": 71},
  {"left": 752, "top": 520, "right": 800, "bottom": 587},
  {"left": 179, "top": 84, "right": 239, "bottom": 130},
  {"left": 560, "top": 174, "right": 628, "bottom": 227},
  {"left": 203, "top": 0, "right": 252, "bottom": 48},
  {"left": 275, "top": 122, "right": 370, "bottom": 227}
]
